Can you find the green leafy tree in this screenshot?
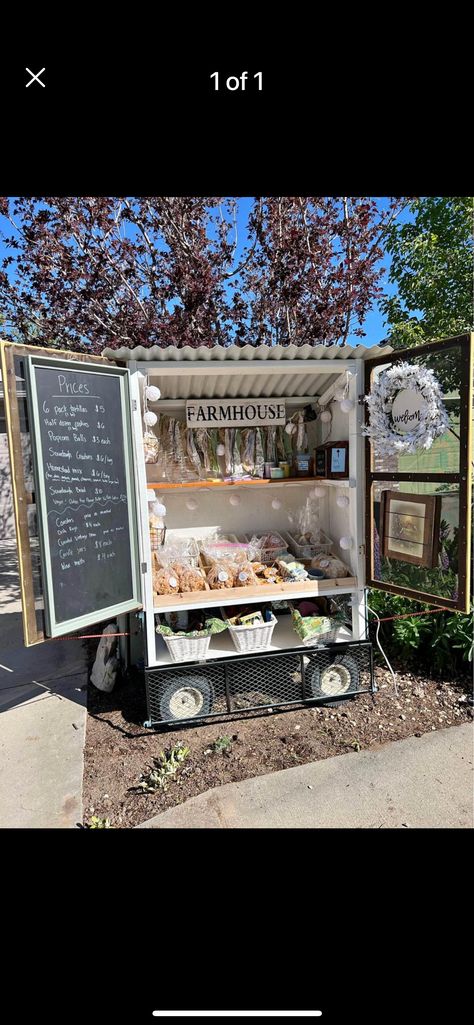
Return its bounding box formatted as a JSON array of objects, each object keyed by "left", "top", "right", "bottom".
[{"left": 381, "top": 196, "right": 473, "bottom": 348}]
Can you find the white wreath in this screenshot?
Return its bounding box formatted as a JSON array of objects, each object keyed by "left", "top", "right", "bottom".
[{"left": 362, "top": 362, "right": 450, "bottom": 455}]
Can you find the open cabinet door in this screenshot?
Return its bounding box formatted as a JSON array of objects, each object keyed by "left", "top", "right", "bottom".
[
  {"left": 0, "top": 342, "right": 142, "bottom": 645},
  {"left": 364, "top": 333, "right": 473, "bottom": 613}
]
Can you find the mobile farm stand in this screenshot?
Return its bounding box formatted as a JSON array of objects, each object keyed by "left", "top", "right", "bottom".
[{"left": 1, "top": 335, "right": 471, "bottom": 728}]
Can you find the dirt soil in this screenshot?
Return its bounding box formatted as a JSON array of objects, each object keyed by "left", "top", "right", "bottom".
[{"left": 83, "top": 665, "right": 473, "bottom": 828}]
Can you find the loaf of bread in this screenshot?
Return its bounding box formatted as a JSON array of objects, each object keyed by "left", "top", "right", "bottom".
[{"left": 310, "top": 554, "right": 349, "bottom": 578}]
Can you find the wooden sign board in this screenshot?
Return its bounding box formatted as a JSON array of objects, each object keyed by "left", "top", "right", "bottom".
[
  {"left": 186, "top": 399, "right": 286, "bottom": 428},
  {"left": 26, "top": 355, "right": 142, "bottom": 637}
]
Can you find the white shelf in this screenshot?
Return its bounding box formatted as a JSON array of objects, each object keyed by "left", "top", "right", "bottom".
[{"left": 151, "top": 613, "right": 353, "bottom": 668}]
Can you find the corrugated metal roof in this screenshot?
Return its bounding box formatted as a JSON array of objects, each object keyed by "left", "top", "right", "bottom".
[
  {"left": 102, "top": 343, "right": 393, "bottom": 402},
  {"left": 103, "top": 342, "right": 392, "bottom": 363}
]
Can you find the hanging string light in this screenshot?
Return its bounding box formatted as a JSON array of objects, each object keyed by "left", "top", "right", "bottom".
[
  {"left": 336, "top": 493, "right": 350, "bottom": 508},
  {"left": 143, "top": 375, "right": 159, "bottom": 429}
]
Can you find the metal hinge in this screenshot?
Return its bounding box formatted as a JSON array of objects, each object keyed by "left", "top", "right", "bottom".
[
  {"left": 141, "top": 561, "right": 147, "bottom": 573},
  {"left": 132, "top": 399, "right": 138, "bottom": 411},
  {"left": 359, "top": 544, "right": 365, "bottom": 556}
]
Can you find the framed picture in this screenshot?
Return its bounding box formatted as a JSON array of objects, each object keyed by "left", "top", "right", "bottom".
[
  {"left": 327, "top": 440, "right": 349, "bottom": 479},
  {"left": 380, "top": 490, "right": 441, "bottom": 568}
]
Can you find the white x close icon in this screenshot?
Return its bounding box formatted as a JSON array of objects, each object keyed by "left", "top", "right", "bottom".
[{"left": 25, "top": 67, "right": 46, "bottom": 88}]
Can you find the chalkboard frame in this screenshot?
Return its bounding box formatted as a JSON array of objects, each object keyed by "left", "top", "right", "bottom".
[{"left": 26, "top": 354, "right": 142, "bottom": 637}]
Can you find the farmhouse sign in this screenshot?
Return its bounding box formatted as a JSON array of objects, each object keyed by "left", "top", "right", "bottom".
[
  {"left": 186, "top": 399, "right": 286, "bottom": 428},
  {"left": 391, "top": 388, "right": 428, "bottom": 436}
]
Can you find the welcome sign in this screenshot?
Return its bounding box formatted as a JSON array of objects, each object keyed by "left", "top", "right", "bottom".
[
  {"left": 186, "top": 399, "right": 286, "bottom": 428},
  {"left": 390, "top": 388, "right": 428, "bottom": 435}
]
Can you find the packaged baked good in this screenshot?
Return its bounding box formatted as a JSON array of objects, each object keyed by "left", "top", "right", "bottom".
[
  {"left": 175, "top": 565, "right": 207, "bottom": 593},
  {"left": 153, "top": 568, "right": 180, "bottom": 595},
  {"left": 233, "top": 561, "right": 259, "bottom": 587},
  {"left": 207, "top": 560, "right": 235, "bottom": 589},
  {"left": 311, "top": 555, "right": 349, "bottom": 578},
  {"left": 143, "top": 431, "right": 159, "bottom": 463}
]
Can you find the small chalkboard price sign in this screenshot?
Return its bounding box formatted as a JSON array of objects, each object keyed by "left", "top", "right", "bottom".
[{"left": 26, "top": 356, "right": 142, "bottom": 636}]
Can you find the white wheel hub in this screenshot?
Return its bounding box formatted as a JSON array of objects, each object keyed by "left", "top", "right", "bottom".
[
  {"left": 169, "top": 686, "right": 204, "bottom": 718},
  {"left": 320, "top": 662, "right": 352, "bottom": 696}
]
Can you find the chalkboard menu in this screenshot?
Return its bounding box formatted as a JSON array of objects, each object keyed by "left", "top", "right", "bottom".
[{"left": 26, "top": 357, "right": 141, "bottom": 636}]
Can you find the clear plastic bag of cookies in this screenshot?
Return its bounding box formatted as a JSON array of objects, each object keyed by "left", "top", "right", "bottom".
[{"left": 206, "top": 559, "right": 236, "bottom": 589}]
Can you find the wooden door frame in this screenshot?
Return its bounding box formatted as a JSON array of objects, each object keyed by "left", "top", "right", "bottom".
[
  {"left": 364, "top": 333, "right": 473, "bottom": 612},
  {"left": 0, "top": 341, "right": 114, "bottom": 645}
]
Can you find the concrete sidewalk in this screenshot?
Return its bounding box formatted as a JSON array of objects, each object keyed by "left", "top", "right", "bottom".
[
  {"left": 137, "top": 723, "right": 474, "bottom": 829},
  {"left": 0, "top": 541, "right": 88, "bottom": 828}
]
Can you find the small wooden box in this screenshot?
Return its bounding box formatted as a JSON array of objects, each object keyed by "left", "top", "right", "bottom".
[{"left": 314, "top": 445, "right": 329, "bottom": 477}]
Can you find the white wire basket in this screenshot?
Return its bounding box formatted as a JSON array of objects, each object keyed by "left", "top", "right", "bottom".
[
  {"left": 285, "top": 530, "right": 333, "bottom": 560},
  {"left": 222, "top": 610, "right": 278, "bottom": 652}
]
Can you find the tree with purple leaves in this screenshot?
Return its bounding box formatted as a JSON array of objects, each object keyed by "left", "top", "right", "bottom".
[{"left": 0, "top": 196, "right": 404, "bottom": 353}]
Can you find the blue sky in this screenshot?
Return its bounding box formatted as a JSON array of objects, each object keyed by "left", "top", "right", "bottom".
[{"left": 0, "top": 197, "right": 414, "bottom": 347}]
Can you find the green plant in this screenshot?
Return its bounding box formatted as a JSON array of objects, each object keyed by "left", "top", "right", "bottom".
[
  {"left": 137, "top": 744, "right": 190, "bottom": 793},
  {"left": 87, "top": 816, "right": 111, "bottom": 829},
  {"left": 368, "top": 588, "right": 473, "bottom": 677},
  {"left": 204, "top": 735, "right": 232, "bottom": 755}
]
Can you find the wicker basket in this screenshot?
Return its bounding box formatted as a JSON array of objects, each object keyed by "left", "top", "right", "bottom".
[
  {"left": 285, "top": 530, "right": 333, "bottom": 560},
  {"left": 239, "top": 532, "right": 288, "bottom": 565},
  {"left": 157, "top": 618, "right": 212, "bottom": 663},
  {"left": 222, "top": 610, "right": 277, "bottom": 652}
]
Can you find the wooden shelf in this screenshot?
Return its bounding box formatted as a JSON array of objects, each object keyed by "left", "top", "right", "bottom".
[
  {"left": 147, "top": 477, "right": 354, "bottom": 491},
  {"left": 151, "top": 613, "right": 353, "bottom": 668},
  {"left": 153, "top": 575, "right": 358, "bottom": 614}
]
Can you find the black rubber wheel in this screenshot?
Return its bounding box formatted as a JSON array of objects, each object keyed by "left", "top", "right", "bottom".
[
  {"left": 158, "top": 674, "right": 214, "bottom": 722},
  {"left": 304, "top": 652, "right": 360, "bottom": 701}
]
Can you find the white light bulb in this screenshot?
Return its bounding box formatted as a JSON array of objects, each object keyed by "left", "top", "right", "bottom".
[
  {"left": 186, "top": 498, "right": 198, "bottom": 511},
  {"left": 216, "top": 443, "right": 226, "bottom": 456},
  {"left": 271, "top": 499, "right": 282, "bottom": 510},
  {"left": 336, "top": 495, "right": 350, "bottom": 508},
  {"left": 334, "top": 388, "right": 345, "bottom": 402},
  {"left": 312, "top": 486, "right": 326, "bottom": 498},
  {"left": 145, "top": 385, "right": 161, "bottom": 402},
  {"left": 320, "top": 410, "right": 331, "bottom": 423},
  {"left": 340, "top": 399, "right": 354, "bottom": 413},
  {"left": 152, "top": 501, "right": 166, "bottom": 517},
  {"left": 339, "top": 535, "right": 353, "bottom": 550},
  {"left": 229, "top": 494, "right": 240, "bottom": 506},
  {"left": 143, "top": 410, "right": 157, "bottom": 427}
]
